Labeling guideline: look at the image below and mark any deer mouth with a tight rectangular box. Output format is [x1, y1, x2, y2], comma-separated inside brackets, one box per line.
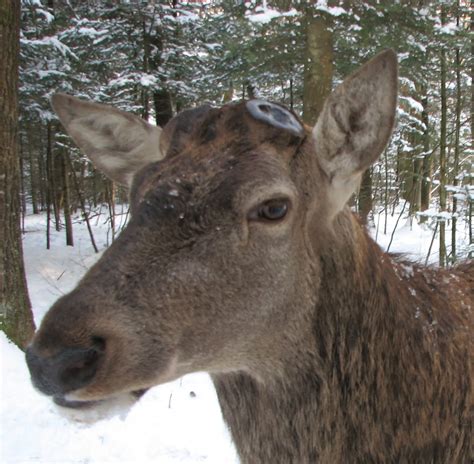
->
[53, 389, 149, 409]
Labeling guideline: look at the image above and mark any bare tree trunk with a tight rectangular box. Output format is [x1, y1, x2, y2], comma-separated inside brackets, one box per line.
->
[398, 149, 414, 203]
[28, 142, 39, 214]
[420, 92, 431, 222]
[47, 121, 60, 232]
[67, 155, 99, 254]
[38, 148, 46, 211]
[141, 19, 150, 121]
[19, 146, 26, 232]
[470, 0, 474, 257]
[61, 151, 73, 247]
[410, 157, 422, 216]
[105, 180, 116, 242]
[289, 77, 294, 111]
[153, 89, 173, 127]
[439, 6, 448, 267]
[0, 0, 36, 348]
[302, 4, 334, 125]
[145, 14, 174, 127]
[358, 168, 373, 225]
[451, 1, 461, 263]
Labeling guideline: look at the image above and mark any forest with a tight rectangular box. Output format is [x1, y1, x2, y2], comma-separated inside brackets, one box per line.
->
[17, 0, 473, 259]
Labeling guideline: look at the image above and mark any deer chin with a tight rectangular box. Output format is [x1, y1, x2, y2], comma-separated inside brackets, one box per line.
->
[52, 356, 179, 419]
[52, 389, 149, 423]
[54, 388, 148, 410]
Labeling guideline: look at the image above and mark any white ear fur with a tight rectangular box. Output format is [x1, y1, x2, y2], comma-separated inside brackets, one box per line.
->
[52, 94, 164, 187]
[313, 50, 398, 213]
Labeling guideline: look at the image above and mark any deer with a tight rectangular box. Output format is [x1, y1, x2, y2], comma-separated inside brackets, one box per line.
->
[26, 50, 472, 463]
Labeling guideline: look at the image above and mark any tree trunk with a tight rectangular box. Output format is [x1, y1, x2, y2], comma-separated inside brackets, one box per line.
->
[302, 5, 334, 125]
[0, 0, 36, 348]
[470, 0, 474, 257]
[61, 151, 74, 247]
[289, 77, 294, 111]
[19, 147, 26, 232]
[105, 180, 116, 242]
[410, 157, 422, 216]
[246, 81, 257, 99]
[67, 155, 99, 254]
[398, 148, 414, 203]
[47, 122, 60, 232]
[451, 1, 461, 263]
[420, 92, 431, 221]
[439, 6, 448, 267]
[358, 168, 373, 225]
[28, 142, 39, 214]
[38, 147, 46, 211]
[153, 89, 173, 127]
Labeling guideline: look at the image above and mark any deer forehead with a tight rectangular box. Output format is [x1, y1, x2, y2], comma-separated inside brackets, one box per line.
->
[131, 102, 307, 208]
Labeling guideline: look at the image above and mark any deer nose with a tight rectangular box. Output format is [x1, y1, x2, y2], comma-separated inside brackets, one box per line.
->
[25, 340, 104, 396]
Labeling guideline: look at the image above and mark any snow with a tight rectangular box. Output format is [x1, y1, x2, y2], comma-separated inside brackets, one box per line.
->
[77, 27, 109, 37]
[36, 8, 54, 23]
[20, 36, 79, 60]
[400, 95, 424, 113]
[315, 1, 347, 17]
[247, 7, 298, 24]
[436, 22, 459, 35]
[1, 209, 239, 464]
[371, 202, 470, 263]
[140, 74, 158, 88]
[399, 77, 416, 93]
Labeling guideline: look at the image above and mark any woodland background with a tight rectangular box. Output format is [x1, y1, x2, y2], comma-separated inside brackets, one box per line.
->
[1, 0, 473, 348]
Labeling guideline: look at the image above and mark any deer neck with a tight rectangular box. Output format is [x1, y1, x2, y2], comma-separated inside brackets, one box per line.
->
[212, 212, 470, 463]
[211, 212, 396, 462]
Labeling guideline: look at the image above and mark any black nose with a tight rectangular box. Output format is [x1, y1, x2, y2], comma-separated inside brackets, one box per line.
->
[25, 341, 104, 396]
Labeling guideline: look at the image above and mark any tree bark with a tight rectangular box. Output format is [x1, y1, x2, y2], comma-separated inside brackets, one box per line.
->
[46, 121, 60, 232]
[28, 141, 39, 214]
[420, 92, 431, 220]
[470, 0, 474, 256]
[302, 4, 334, 125]
[358, 168, 373, 225]
[0, 0, 36, 348]
[61, 151, 73, 247]
[439, 6, 448, 267]
[451, 1, 461, 263]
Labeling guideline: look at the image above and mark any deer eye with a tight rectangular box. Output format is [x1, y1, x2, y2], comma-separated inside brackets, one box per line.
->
[249, 199, 290, 222]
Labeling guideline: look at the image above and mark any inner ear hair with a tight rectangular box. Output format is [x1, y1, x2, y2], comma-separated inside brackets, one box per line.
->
[312, 50, 398, 213]
[52, 93, 163, 187]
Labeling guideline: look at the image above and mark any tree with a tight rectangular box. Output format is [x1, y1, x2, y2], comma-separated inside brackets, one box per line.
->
[302, 3, 334, 125]
[0, 0, 36, 348]
[439, 4, 448, 267]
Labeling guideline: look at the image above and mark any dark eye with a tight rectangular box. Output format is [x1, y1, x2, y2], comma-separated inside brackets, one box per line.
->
[250, 199, 289, 222]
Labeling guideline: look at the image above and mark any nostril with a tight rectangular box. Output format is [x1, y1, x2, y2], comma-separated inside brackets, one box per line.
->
[91, 336, 106, 353]
[58, 345, 103, 392]
[26, 341, 106, 397]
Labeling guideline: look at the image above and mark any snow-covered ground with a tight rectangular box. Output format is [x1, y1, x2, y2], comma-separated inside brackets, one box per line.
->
[1, 205, 470, 463]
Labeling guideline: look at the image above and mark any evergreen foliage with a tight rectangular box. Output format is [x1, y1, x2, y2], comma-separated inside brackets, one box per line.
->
[18, 0, 473, 263]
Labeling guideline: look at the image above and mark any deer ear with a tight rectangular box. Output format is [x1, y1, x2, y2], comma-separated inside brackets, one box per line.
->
[52, 94, 164, 187]
[313, 49, 398, 213]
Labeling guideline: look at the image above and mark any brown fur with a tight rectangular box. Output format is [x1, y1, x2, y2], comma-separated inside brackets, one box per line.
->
[27, 51, 472, 463]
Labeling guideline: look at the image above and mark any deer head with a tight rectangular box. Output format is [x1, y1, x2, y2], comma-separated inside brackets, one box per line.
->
[26, 50, 397, 408]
